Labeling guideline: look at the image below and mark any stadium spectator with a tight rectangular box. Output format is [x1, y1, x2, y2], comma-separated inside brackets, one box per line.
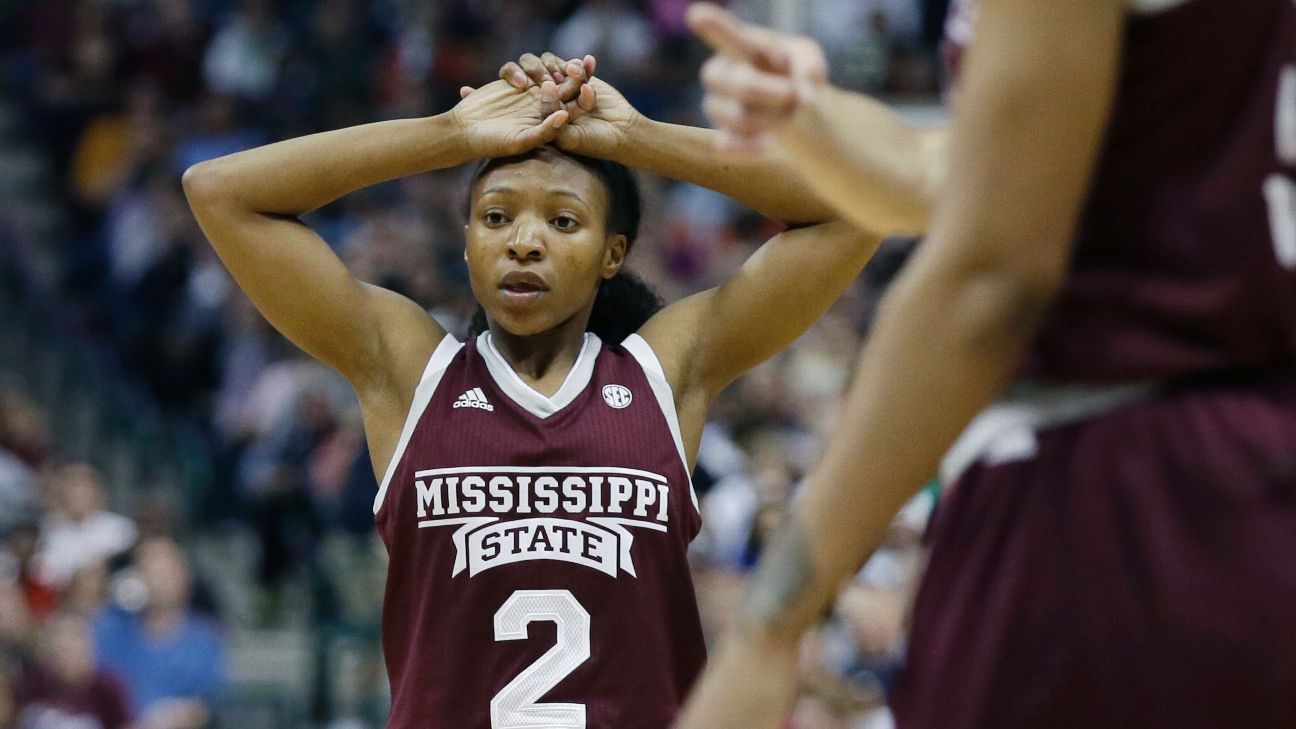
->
[200, 0, 289, 101]
[35, 465, 136, 591]
[0, 392, 49, 472]
[0, 457, 36, 540]
[552, 0, 657, 76]
[0, 523, 55, 623]
[14, 612, 133, 729]
[92, 538, 225, 729]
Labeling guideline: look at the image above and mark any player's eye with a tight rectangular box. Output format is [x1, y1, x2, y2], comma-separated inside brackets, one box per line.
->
[483, 210, 509, 227]
[551, 214, 580, 231]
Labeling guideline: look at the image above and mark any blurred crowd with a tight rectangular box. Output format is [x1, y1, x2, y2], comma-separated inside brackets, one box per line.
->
[0, 0, 948, 727]
[0, 411, 226, 729]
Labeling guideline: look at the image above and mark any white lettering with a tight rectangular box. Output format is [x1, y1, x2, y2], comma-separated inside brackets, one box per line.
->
[1266, 174, 1296, 269]
[588, 476, 605, 513]
[607, 477, 633, 513]
[534, 476, 559, 513]
[445, 476, 461, 515]
[411, 469, 674, 526]
[461, 476, 486, 513]
[633, 479, 657, 517]
[489, 476, 514, 512]
[516, 476, 532, 513]
[562, 477, 587, 513]
[416, 478, 443, 518]
[1279, 65, 1296, 164]
[1270, 64, 1296, 270]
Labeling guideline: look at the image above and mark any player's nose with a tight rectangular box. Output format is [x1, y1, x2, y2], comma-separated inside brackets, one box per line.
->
[507, 218, 547, 261]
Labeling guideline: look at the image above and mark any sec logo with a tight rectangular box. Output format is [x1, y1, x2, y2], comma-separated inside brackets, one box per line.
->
[602, 384, 633, 409]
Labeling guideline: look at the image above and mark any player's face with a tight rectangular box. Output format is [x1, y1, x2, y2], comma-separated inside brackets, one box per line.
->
[465, 153, 625, 337]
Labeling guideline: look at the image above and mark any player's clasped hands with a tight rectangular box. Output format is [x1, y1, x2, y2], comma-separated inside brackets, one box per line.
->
[453, 51, 643, 161]
[685, 2, 829, 155]
[497, 52, 644, 159]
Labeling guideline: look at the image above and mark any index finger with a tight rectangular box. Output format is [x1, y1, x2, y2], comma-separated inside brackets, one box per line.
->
[686, 3, 791, 73]
[499, 61, 530, 89]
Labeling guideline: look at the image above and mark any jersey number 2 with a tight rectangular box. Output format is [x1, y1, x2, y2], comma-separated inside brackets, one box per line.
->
[1266, 64, 1296, 269]
[491, 590, 591, 729]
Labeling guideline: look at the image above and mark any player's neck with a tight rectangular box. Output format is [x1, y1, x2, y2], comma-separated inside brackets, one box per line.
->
[489, 319, 589, 396]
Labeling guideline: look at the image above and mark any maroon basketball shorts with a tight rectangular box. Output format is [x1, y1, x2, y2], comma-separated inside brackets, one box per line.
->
[892, 372, 1296, 729]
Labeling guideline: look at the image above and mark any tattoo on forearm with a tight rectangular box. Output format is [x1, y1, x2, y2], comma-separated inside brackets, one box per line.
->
[742, 522, 819, 633]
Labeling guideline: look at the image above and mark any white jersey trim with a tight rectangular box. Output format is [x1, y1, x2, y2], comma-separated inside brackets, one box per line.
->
[478, 331, 602, 419]
[620, 333, 700, 512]
[1127, 0, 1194, 15]
[940, 381, 1157, 485]
[373, 333, 464, 515]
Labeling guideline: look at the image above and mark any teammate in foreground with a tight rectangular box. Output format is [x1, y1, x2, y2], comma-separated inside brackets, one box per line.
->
[678, 1, 1296, 727]
[183, 56, 880, 728]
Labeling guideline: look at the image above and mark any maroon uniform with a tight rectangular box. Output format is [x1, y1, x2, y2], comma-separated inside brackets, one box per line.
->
[947, 0, 1296, 381]
[895, 1, 1296, 727]
[373, 332, 705, 729]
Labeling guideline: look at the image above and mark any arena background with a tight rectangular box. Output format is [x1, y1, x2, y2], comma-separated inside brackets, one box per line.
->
[0, 1, 949, 727]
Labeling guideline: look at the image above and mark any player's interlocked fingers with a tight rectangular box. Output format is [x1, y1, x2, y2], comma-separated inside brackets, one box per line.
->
[685, 2, 828, 155]
[461, 53, 597, 122]
[503, 52, 600, 121]
[482, 52, 643, 160]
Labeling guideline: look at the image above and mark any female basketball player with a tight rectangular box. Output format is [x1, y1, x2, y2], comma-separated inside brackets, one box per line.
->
[678, 1, 1296, 728]
[182, 62, 879, 728]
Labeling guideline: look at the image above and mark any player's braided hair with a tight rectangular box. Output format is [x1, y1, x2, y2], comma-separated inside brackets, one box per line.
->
[464, 147, 662, 344]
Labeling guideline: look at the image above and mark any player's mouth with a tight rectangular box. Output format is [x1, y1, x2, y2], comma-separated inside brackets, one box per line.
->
[499, 271, 550, 301]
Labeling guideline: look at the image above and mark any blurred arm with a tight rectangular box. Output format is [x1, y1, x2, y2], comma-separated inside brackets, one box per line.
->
[687, 3, 943, 233]
[674, 0, 1124, 725]
[777, 86, 946, 235]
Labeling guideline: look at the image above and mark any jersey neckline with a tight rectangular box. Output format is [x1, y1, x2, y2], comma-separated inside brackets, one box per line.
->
[477, 331, 603, 419]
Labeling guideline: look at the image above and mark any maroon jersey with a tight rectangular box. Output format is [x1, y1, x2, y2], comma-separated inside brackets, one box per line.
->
[15, 665, 132, 729]
[372, 331, 705, 729]
[945, 0, 1296, 382]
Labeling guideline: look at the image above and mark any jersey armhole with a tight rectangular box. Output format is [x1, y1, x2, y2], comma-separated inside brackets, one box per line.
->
[621, 333, 701, 515]
[373, 333, 464, 515]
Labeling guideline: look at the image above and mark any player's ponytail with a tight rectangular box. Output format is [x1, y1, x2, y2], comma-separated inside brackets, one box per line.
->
[464, 148, 662, 344]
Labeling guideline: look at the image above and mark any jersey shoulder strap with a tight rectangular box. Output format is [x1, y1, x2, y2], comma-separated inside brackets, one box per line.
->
[373, 333, 464, 514]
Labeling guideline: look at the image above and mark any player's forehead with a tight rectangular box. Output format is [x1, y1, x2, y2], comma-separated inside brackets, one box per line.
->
[472, 152, 608, 213]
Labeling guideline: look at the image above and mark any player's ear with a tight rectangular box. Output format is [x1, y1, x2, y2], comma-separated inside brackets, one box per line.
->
[601, 234, 626, 279]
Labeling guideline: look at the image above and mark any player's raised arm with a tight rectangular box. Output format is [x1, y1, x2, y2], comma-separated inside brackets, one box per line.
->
[686, 3, 946, 235]
[182, 80, 569, 387]
[492, 52, 839, 225]
[674, 0, 1124, 726]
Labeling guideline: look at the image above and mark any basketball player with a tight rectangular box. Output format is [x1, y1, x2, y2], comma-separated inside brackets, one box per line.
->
[182, 63, 880, 727]
[676, 1, 1296, 728]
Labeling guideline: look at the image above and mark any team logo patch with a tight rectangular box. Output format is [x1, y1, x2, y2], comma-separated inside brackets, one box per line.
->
[411, 466, 673, 578]
[602, 384, 632, 409]
[454, 387, 494, 411]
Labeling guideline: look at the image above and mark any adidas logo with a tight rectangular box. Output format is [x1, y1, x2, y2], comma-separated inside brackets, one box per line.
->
[453, 387, 494, 412]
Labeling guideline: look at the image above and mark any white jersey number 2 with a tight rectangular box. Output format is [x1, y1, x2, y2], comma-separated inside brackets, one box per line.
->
[491, 590, 591, 729]
[1267, 64, 1296, 269]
